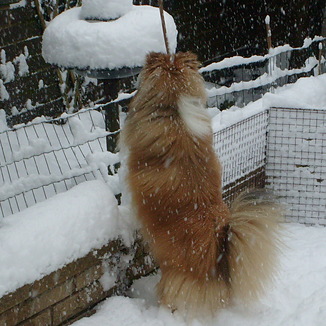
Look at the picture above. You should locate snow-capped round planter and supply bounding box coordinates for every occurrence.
[42,4,177,73]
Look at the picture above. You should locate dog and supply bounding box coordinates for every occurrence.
[120,52,282,317]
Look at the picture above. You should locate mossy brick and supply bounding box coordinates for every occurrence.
[0,21,42,47]
[26,54,51,74]
[8,5,38,24]
[62,308,96,326]
[6,98,65,126]
[32,84,63,105]
[0,240,123,315]
[4,78,62,110]
[8,9,36,27]
[0,52,50,76]
[0,279,74,325]
[4,70,54,97]
[75,264,104,291]
[0,9,10,28]
[19,309,52,326]
[1,37,42,62]
[34,68,62,86]
[52,281,116,326]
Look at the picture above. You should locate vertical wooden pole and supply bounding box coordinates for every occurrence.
[318,42,323,75]
[158,0,170,55]
[265,15,272,51]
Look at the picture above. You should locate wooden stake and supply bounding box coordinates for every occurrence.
[265,15,272,51]
[318,42,323,75]
[159,0,170,55]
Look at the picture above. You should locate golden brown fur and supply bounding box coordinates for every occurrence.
[120,52,282,317]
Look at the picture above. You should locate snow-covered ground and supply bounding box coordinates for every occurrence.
[72,224,326,326]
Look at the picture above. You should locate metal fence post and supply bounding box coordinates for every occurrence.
[103,79,120,153]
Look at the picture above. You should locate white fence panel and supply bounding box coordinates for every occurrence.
[213,111,269,202]
[0,109,119,218]
[266,107,326,225]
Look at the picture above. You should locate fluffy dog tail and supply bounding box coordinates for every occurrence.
[157,190,282,317]
[227,190,283,302]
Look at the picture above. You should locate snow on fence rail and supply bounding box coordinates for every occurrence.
[203,36,326,108]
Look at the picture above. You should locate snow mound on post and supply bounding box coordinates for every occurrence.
[0,180,134,297]
[42,6,178,70]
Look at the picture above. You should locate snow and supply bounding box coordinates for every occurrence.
[200,36,325,73]
[9,0,26,9]
[42,5,177,70]
[205,57,319,99]
[80,0,133,21]
[0,180,135,298]
[211,73,326,132]
[1,48,30,83]
[71,224,326,326]
[0,57,15,83]
[0,80,9,101]
[14,53,29,77]
[265,15,270,25]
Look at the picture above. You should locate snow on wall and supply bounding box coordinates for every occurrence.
[0,179,135,298]
[266,107,326,225]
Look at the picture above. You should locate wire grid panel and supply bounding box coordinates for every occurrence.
[0,109,119,218]
[213,110,269,200]
[266,108,326,225]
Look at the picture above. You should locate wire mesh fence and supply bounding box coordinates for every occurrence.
[213,111,269,203]
[266,107,326,225]
[0,107,120,218]
[203,37,326,109]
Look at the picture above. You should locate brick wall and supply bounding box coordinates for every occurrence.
[0,0,106,126]
[0,0,65,126]
[0,238,155,326]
